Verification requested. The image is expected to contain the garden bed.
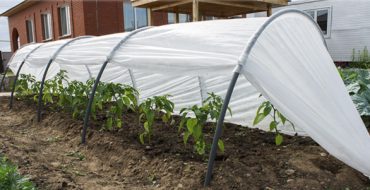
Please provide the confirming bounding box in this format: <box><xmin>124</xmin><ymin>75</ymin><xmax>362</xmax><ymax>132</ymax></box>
<box><xmin>0</xmin><ymin>97</ymin><xmax>369</xmax><ymax>190</ymax></box>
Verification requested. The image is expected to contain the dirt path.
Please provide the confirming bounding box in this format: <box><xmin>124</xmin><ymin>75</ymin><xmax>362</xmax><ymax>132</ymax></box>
<box><xmin>0</xmin><ymin>98</ymin><xmax>369</xmax><ymax>190</ymax></box>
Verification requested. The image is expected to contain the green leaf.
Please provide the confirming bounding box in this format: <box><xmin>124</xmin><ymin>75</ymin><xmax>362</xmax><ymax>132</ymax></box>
<box><xmin>162</xmin><ymin>114</ymin><xmax>169</xmax><ymax>123</ymax></box>
<box><xmin>227</xmin><ymin>107</ymin><xmax>233</xmax><ymax>116</ymax></box>
<box><xmin>347</xmin><ymin>82</ymin><xmax>363</xmax><ymax>95</ymax></box>
<box><xmin>180</xmin><ymin>108</ymin><xmax>187</xmax><ymax>114</ymax></box>
<box><xmin>146</xmin><ymin>110</ymin><xmax>154</xmax><ymax>125</ymax></box>
<box><xmin>218</xmin><ymin>139</ymin><xmax>225</xmax><ymax>153</ymax></box>
<box><xmin>179</xmin><ymin>118</ymin><xmax>186</xmax><ymax>131</ymax></box>
<box><xmin>278</xmin><ymin>112</ymin><xmax>287</xmax><ymax>125</ymax></box>
<box><xmin>195</xmin><ymin>140</ymin><xmax>206</xmax><ymax>155</ymax></box>
<box><xmin>139</xmin><ymin>133</ymin><xmax>145</xmax><ymax>144</ymax></box>
<box><xmin>193</xmin><ymin>125</ymin><xmax>202</xmax><ymax>140</ymax></box>
<box><xmin>256</xmin><ymin>102</ymin><xmax>266</xmax><ymax>114</ymax></box>
<box><xmin>183</xmin><ymin>131</ymin><xmax>190</xmax><ymax>144</ymax></box>
<box><xmin>269</xmin><ymin>121</ymin><xmax>277</xmax><ymax>131</ymax></box>
<box><xmin>263</xmin><ymin>104</ymin><xmax>272</xmax><ymax>116</ymax></box>
<box><xmin>275</xmin><ymin>134</ymin><xmax>283</xmax><ymax>145</ymax></box>
<box><xmin>117</xmin><ymin>99</ymin><xmax>124</xmax><ymax>109</ymax></box>
<box><xmin>352</xmin><ymin>92</ymin><xmax>370</xmax><ymax>116</ymax></box>
<box><xmin>144</xmin><ymin>121</ymin><xmax>150</xmax><ymax>133</ymax></box>
<box><xmin>122</xmin><ymin>96</ymin><xmax>131</xmax><ymax>106</ymax></box>
<box><xmin>127</xmin><ymin>93</ymin><xmax>136</xmax><ymax>103</ymax></box>
<box><xmin>139</xmin><ymin>113</ymin><xmax>144</xmax><ymax>123</ymax></box>
<box><xmin>116</xmin><ymin>119</ymin><xmax>122</xmax><ymax>128</ymax></box>
<box><xmin>186</xmin><ymin>118</ymin><xmax>197</xmax><ymax>133</ymax></box>
<box><xmin>253</xmin><ymin>113</ymin><xmax>267</xmax><ymax>126</ymax></box>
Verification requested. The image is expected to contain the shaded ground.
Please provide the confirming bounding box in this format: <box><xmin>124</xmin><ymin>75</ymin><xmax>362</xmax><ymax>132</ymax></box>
<box><xmin>0</xmin><ymin>97</ymin><xmax>369</xmax><ymax>190</ymax></box>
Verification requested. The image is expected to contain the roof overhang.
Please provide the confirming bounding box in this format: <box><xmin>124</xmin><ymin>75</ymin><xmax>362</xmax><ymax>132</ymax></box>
<box><xmin>0</xmin><ymin>0</ymin><xmax>38</xmax><ymax>17</ymax></box>
<box><xmin>131</xmin><ymin>0</ymin><xmax>288</xmax><ymax>17</ymax></box>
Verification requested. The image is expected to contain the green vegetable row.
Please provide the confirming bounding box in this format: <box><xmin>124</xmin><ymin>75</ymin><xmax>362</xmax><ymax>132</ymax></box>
<box><xmin>15</xmin><ymin>71</ymin><xmax>227</xmax><ymax>156</ymax></box>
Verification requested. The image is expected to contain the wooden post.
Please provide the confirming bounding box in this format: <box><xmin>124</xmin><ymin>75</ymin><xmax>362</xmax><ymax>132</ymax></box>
<box><xmin>192</xmin><ymin>0</ymin><xmax>199</xmax><ymax>22</ymax></box>
<box><xmin>147</xmin><ymin>8</ymin><xmax>153</xmax><ymax>26</ymax></box>
<box><xmin>175</xmin><ymin>12</ymin><xmax>179</xmax><ymax>23</ymax></box>
<box><xmin>267</xmin><ymin>4</ymin><xmax>272</xmax><ymax>17</ymax></box>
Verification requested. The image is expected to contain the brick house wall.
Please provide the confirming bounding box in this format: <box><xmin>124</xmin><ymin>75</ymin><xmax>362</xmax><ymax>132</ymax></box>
<box><xmin>8</xmin><ymin>1</ymin><xmax>86</xmax><ymax>51</ymax></box>
<box><xmin>7</xmin><ymin>0</ymin><xmax>168</xmax><ymax>52</ymax></box>
<box><xmin>83</xmin><ymin>0</ymin><xmax>124</xmax><ymax>36</ymax></box>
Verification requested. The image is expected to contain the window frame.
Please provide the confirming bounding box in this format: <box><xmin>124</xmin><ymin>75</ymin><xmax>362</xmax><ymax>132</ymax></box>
<box><xmin>123</xmin><ymin>0</ymin><xmax>148</xmax><ymax>32</ymax></box>
<box><xmin>179</xmin><ymin>14</ymin><xmax>191</xmax><ymax>23</ymax></box>
<box><xmin>25</xmin><ymin>19</ymin><xmax>35</xmax><ymax>43</ymax></box>
<box><xmin>167</xmin><ymin>12</ymin><xmax>176</xmax><ymax>24</ymax></box>
<box><xmin>41</xmin><ymin>12</ymin><xmax>53</xmax><ymax>41</ymax></box>
<box><xmin>58</xmin><ymin>5</ymin><xmax>72</xmax><ymax>37</ymax></box>
<box><xmin>304</xmin><ymin>7</ymin><xmax>332</xmax><ymax>39</ymax></box>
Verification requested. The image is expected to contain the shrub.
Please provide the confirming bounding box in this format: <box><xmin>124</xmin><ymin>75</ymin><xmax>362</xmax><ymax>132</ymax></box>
<box><xmin>0</xmin><ymin>156</ymin><xmax>36</xmax><ymax>190</ymax></box>
<box><xmin>339</xmin><ymin>68</ymin><xmax>370</xmax><ymax>126</ymax></box>
<box><xmin>349</xmin><ymin>47</ymin><xmax>370</xmax><ymax>69</ymax></box>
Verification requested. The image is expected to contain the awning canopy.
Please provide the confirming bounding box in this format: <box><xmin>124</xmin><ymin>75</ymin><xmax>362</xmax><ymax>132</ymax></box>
<box><xmin>8</xmin><ymin>9</ymin><xmax>370</xmax><ymax>180</ymax></box>
<box><xmin>131</xmin><ymin>0</ymin><xmax>287</xmax><ymax>17</ymax></box>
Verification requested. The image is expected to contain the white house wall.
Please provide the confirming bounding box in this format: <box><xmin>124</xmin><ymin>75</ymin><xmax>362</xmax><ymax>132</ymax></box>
<box><xmin>248</xmin><ymin>0</ymin><xmax>370</xmax><ymax>62</ymax></box>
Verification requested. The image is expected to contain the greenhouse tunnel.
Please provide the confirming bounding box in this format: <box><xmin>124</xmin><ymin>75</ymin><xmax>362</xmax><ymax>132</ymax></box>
<box><xmin>5</xmin><ymin>9</ymin><xmax>370</xmax><ymax>186</ymax></box>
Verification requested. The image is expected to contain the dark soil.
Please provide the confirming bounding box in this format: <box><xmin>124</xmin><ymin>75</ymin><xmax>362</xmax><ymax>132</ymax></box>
<box><xmin>0</xmin><ymin>97</ymin><xmax>369</xmax><ymax>190</ymax></box>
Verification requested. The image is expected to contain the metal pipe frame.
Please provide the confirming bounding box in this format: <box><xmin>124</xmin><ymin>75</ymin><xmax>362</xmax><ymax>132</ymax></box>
<box><xmin>81</xmin><ymin>27</ymin><xmax>151</xmax><ymax>144</ymax></box>
<box><xmin>204</xmin><ymin>9</ymin><xmax>328</xmax><ymax>186</ymax></box>
<box><xmin>198</xmin><ymin>76</ymin><xmax>207</xmax><ymax>105</ymax></box>
<box><xmin>36</xmin><ymin>36</ymin><xmax>92</xmax><ymax>122</ymax></box>
<box><xmin>128</xmin><ymin>69</ymin><xmax>139</xmax><ymax>105</ymax></box>
<box><xmin>9</xmin><ymin>44</ymin><xmax>43</xmax><ymax>109</ymax></box>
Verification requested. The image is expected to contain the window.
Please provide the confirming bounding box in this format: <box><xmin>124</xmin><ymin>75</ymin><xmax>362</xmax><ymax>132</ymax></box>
<box><xmin>41</xmin><ymin>13</ymin><xmax>53</xmax><ymax>40</ymax></box>
<box><xmin>124</xmin><ymin>0</ymin><xmax>147</xmax><ymax>31</ymax></box>
<box><xmin>59</xmin><ymin>5</ymin><xmax>71</xmax><ymax>36</ymax></box>
<box><xmin>168</xmin><ymin>13</ymin><xmax>176</xmax><ymax>24</ymax></box>
<box><xmin>179</xmin><ymin>14</ymin><xmax>191</xmax><ymax>23</ymax></box>
<box><xmin>203</xmin><ymin>16</ymin><xmax>215</xmax><ymax>21</ymax></box>
<box><xmin>25</xmin><ymin>19</ymin><xmax>35</xmax><ymax>43</ymax></box>
<box><xmin>167</xmin><ymin>13</ymin><xmax>192</xmax><ymax>24</ymax></box>
<box><xmin>305</xmin><ymin>8</ymin><xmax>331</xmax><ymax>38</ymax></box>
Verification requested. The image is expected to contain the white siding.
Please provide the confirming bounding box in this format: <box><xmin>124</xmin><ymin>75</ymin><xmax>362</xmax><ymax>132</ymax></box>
<box><xmin>249</xmin><ymin>0</ymin><xmax>370</xmax><ymax>62</ymax></box>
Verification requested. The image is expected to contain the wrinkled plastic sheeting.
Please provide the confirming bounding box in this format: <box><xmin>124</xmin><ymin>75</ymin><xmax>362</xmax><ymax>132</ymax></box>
<box><xmin>243</xmin><ymin>13</ymin><xmax>370</xmax><ymax>177</ymax></box>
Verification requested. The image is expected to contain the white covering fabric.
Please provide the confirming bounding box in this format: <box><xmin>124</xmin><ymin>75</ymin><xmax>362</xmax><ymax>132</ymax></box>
<box><xmin>7</xmin><ymin>10</ymin><xmax>370</xmax><ymax>177</ymax></box>
<box><xmin>242</xmin><ymin>12</ymin><xmax>370</xmax><ymax>177</ymax></box>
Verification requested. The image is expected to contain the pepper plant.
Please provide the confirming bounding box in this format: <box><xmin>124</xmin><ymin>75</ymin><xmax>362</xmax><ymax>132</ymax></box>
<box><xmin>179</xmin><ymin>93</ymin><xmax>230</xmax><ymax>155</ymax></box>
<box><xmin>16</xmin><ymin>71</ymin><xmax>139</xmax><ymax>131</ymax></box>
<box><xmin>95</xmin><ymin>82</ymin><xmax>138</xmax><ymax>130</ymax></box>
<box><xmin>15</xmin><ymin>74</ymin><xmax>36</xmax><ymax>100</ymax></box>
<box><xmin>139</xmin><ymin>95</ymin><xmax>174</xmax><ymax>144</ymax></box>
<box><xmin>42</xmin><ymin>70</ymin><xmax>69</xmax><ymax>105</ymax></box>
<box><xmin>253</xmin><ymin>99</ymin><xmax>294</xmax><ymax>145</ymax></box>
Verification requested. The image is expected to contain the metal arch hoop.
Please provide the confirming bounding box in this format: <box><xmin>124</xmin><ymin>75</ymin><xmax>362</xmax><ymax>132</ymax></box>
<box><xmin>36</xmin><ymin>36</ymin><xmax>93</xmax><ymax>122</ymax></box>
<box><xmin>204</xmin><ymin>9</ymin><xmax>328</xmax><ymax>186</ymax></box>
<box><xmin>81</xmin><ymin>27</ymin><xmax>151</xmax><ymax>144</ymax></box>
<box><xmin>9</xmin><ymin>44</ymin><xmax>44</xmax><ymax>109</ymax></box>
